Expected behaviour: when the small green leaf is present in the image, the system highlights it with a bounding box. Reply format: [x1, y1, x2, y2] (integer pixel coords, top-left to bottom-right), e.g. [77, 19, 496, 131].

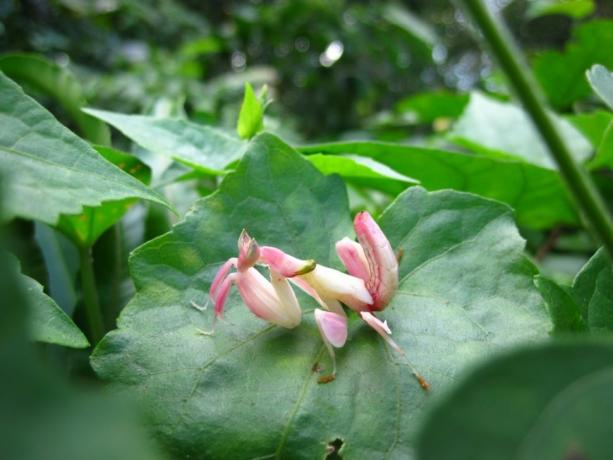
[586, 64, 613, 110]
[11, 255, 89, 348]
[84, 108, 246, 174]
[533, 20, 613, 110]
[0, 53, 110, 144]
[534, 275, 587, 333]
[92, 134, 549, 458]
[0, 73, 169, 226]
[298, 141, 577, 229]
[306, 153, 418, 195]
[450, 92, 591, 168]
[417, 340, 613, 460]
[237, 82, 265, 140]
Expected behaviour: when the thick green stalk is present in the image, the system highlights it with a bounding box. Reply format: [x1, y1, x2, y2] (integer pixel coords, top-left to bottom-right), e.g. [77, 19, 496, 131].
[79, 245, 104, 343]
[460, 0, 613, 259]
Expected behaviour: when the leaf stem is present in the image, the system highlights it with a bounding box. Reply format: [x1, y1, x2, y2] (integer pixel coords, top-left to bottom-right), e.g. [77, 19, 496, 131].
[79, 245, 104, 343]
[460, 0, 613, 259]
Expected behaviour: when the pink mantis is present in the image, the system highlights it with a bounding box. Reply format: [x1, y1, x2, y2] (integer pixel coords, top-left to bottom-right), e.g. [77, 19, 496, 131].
[209, 211, 428, 388]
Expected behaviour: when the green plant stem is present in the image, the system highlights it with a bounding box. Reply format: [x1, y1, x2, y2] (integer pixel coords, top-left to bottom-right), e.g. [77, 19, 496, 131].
[460, 0, 613, 259]
[79, 245, 104, 343]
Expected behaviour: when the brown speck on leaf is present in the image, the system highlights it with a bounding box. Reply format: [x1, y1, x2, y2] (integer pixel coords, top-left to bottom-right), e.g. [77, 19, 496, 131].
[395, 248, 404, 264]
[415, 373, 430, 391]
[317, 374, 336, 384]
[311, 362, 323, 373]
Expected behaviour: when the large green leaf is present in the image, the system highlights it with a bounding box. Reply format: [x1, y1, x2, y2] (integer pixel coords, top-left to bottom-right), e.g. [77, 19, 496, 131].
[84, 108, 246, 174]
[0, 53, 110, 144]
[450, 92, 591, 168]
[533, 20, 613, 110]
[537, 248, 613, 333]
[11, 255, 89, 348]
[298, 141, 577, 229]
[92, 133, 549, 459]
[416, 340, 613, 460]
[0, 73, 168, 226]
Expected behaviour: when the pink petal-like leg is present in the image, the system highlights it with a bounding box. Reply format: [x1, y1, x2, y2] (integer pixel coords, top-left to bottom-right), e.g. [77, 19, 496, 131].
[259, 246, 316, 277]
[209, 258, 237, 302]
[336, 237, 370, 282]
[214, 273, 237, 318]
[359, 311, 402, 353]
[314, 309, 348, 378]
[360, 312, 429, 391]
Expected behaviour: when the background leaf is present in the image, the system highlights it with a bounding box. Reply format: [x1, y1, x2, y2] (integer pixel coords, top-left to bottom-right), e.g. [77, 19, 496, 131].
[417, 340, 613, 460]
[57, 145, 153, 246]
[0, 53, 110, 144]
[0, 248, 166, 460]
[535, 276, 587, 334]
[573, 248, 613, 332]
[526, 0, 595, 19]
[10, 254, 89, 348]
[589, 123, 613, 169]
[0, 73, 169, 226]
[382, 3, 438, 50]
[586, 64, 613, 111]
[538, 248, 613, 333]
[92, 134, 549, 459]
[567, 111, 612, 147]
[450, 92, 591, 168]
[394, 90, 469, 124]
[298, 141, 577, 229]
[533, 20, 613, 110]
[306, 153, 418, 196]
[84, 108, 246, 174]
[34, 223, 80, 315]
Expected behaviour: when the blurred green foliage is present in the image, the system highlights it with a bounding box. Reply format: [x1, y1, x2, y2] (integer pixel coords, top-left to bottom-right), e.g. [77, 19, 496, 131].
[3, 0, 609, 138]
[2, 1, 613, 458]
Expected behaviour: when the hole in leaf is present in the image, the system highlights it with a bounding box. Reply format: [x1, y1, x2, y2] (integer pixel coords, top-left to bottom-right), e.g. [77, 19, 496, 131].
[325, 438, 344, 459]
